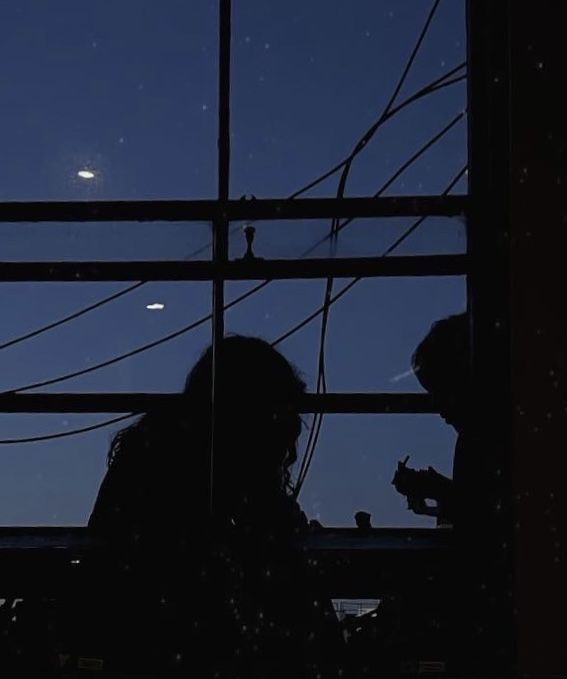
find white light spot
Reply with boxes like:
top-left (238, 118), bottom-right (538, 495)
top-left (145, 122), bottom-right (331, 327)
top-left (202, 104), bottom-right (208, 111)
top-left (118, 137), bottom-right (125, 144)
top-left (77, 170), bottom-right (95, 180)
top-left (146, 303), bottom-right (165, 311)
top-left (244, 36), bottom-right (251, 44)
top-left (264, 43), bottom-right (270, 49)
top-left (389, 368), bottom-right (415, 383)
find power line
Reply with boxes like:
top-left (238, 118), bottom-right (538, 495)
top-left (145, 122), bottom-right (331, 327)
top-left (0, 282), bottom-right (144, 351)
top-left (288, 62), bottom-right (465, 200)
top-left (272, 166), bottom-right (467, 349)
top-left (0, 237), bottom-right (215, 353)
top-left (4, 281), bottom-right (269, 394)
top-left (0, 62), bottom-right (465, 354)
top-left (383, 0), bottom-right (442, 114)
top-left (334, 0), bottom-right (443, 202)
top-left (291, 169), bottom-right (466, 494)
top-left (3, 67), bottom-right (466, 401)
top-left (1, 5), bottom-right (466, 448)
top-left (0, 161), bottom-right (462, 438)
top-left (301, 110), bottom-right (465, 257)
top-left (0, 413), bottom-right (136, 445)
top-left (294, 0), bottom-right (444, 495)
top-left (5, 117), bottom-right (464, 394)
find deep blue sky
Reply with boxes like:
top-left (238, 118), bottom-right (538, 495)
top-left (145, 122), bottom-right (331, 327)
top-left (0, 1), bottom-right (466, 526)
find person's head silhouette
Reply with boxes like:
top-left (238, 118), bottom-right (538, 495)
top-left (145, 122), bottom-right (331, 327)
top-left (96, 335), bottom-right (306, 534)
top-left (412, 313), bottom-right (470, 432)
top-left (183, 335), bottom-right (306, 500)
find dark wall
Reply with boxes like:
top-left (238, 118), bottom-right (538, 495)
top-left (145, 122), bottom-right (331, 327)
top-left (509, 2), bottom-right (567, 676)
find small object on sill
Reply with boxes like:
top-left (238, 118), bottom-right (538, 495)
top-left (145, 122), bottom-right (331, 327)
top-left (354, 511), bottom-right (372, 530)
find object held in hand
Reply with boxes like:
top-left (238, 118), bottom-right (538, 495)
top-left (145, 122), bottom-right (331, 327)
top-left (392, 456), bottom-right (450, 515)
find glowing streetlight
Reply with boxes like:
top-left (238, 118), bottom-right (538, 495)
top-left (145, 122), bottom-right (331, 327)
top-left (77, 169), bottom-right (95, 180)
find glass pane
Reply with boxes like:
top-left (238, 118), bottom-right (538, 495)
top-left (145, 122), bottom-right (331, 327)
top-left (0, 282), bottom-right (212, 393)
top-left (295, 414), bottom-right (457, 528)
top-left (232, 0), bottom-right (467, 198)
top-left (0, 413), bottom-right (133, 525)
top-left (229, 217), bottom-right (466, 260)
top-left (320, 276), bottom-right (467, 393)
top-left (225, 280), bottom-right (326, 392)
top-left (0, 414), bottom-right (456, 527)
top-left (0, 1), bottom-right (217, 200)
top-left (226, 277), bottom-right (466, 393)
top-left (0, 222), bottom-right (211, 261)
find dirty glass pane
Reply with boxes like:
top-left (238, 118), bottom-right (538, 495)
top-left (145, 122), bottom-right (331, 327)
top-left (232, 0), bottom-right (467, 198)
top-left (0, 1), bottom-right (217, 200)
top-left (0, 282), bottom-right (212, 393)
top-left (0, 222), bottom-right (211, 261)
top-left (0, 413), bottom-right (134, 525)
top-left (225, 280), bottom-right (325, 392)
top-left (225, 277), bottom-right (466, 393)
top-left (295, 414), bottom-right (457, 528)
top-left (321, 276), bottom-right (467, 392)
top-left (229, 217), bottom-right (466, 261)
top-left (0, 412), bottom-right (456, 528)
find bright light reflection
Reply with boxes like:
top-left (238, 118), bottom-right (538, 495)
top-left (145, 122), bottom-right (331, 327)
top-left (77, 170), bottom-right (95, 179)
top-left (146, 303), bottom-right (165, 311)
top-left (389, 368), bottom-right (415, 383)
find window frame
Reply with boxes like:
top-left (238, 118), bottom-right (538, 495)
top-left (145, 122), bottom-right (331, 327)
top-left (0, 0), bottom-right (494, 538)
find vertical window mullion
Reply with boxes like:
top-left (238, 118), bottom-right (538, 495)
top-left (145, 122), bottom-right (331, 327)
top-left (210, 0), bottom-right (232, 516)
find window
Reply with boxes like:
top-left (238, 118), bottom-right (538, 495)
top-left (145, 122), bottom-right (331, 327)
top-left (0, 0), bottom-right (468, 528)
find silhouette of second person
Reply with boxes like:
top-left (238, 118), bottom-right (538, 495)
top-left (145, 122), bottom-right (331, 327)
top-left (392, 313), bottom-right (471, 527)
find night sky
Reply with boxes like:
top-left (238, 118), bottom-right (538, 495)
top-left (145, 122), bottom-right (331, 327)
top-left (0, 1), bottom-right (466, 527)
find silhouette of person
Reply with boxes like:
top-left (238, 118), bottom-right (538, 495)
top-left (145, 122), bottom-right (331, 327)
top-left (84, 336), bottom-right (345, 678)
top-left (392, 313), bottom-right (471, 526)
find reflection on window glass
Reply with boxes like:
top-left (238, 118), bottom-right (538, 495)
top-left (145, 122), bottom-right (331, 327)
top-left (232, 0), bottom-right (466, 197)
top-left (323, 276), bottom-right (466, 392)
top-left (225, 277), bottom-right (465, 394)
top-left (0, 414), bottom-right (133, 526)
top-left (0, 283), bottom-right (212, 393)
top-left (295, 415), bottom-right (457, 528)
top-left (0, 222), bottom-right (212, 261)
top-left (0, 1), bottom-right (217, 200)
top-left (229, 217), bottom-right (466, 261)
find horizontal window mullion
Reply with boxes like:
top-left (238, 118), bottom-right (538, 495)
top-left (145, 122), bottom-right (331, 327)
top-left (0, 254), bottom-right (468, 282)
top-left (0, 526), bottom-right (451, 552)
top-left (0, 392), bottom-right (436, 414)
top-left (0, 196), bottom-right (468, 223)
